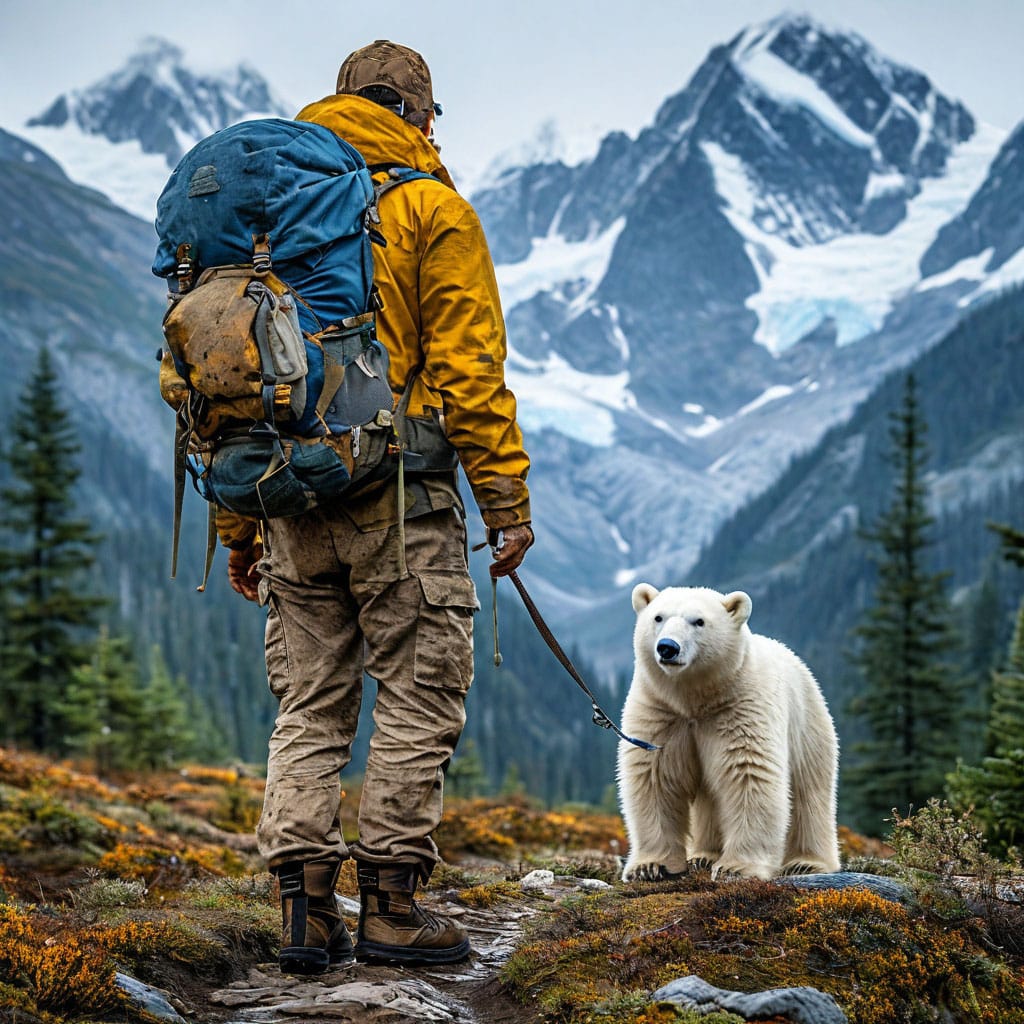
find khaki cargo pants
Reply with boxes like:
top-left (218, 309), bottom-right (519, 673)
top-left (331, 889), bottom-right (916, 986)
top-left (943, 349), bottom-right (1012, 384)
top-left (255, 505), bottom-right (477, 873)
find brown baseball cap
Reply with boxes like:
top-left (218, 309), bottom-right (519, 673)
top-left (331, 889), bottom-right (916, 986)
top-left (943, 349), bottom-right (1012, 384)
top-left (336, 40), bottom-right (441, 119)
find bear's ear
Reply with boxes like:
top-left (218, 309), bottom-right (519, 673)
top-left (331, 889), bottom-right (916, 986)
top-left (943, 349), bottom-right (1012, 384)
top-left (723, 591), bottom-right (752, 625)
top-left (632, 583), bottom-right (659, 614)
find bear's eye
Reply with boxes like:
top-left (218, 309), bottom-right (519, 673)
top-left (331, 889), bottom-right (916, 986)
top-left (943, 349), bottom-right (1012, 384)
top-left (693, 618), bottom-right (705, 627)
top-left (654, 615), bottom-right (663, 623)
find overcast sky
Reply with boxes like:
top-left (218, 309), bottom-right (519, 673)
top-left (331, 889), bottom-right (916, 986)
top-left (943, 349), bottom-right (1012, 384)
top-left (3, 0), bottom-right (1023, 177)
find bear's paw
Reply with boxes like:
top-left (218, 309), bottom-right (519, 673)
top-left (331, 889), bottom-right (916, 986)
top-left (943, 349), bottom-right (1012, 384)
top-left (711, 857), bottom-right (776, 880)
top-left (621, 860), bottom-right (687, 883)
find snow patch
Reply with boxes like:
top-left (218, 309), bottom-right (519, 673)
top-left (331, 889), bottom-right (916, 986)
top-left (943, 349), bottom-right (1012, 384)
top-left (609, 524), bottom-right (631, 555)
top-left (960, 246), bottom-right (1024, 305)
top-left (738, 384), bottom-right (795, 416)
top-left (704, 124), bottom-right (1006, 352)
top-left (737, 48), bottom-right (876, 151)
top-left (18, 123), bottom-right (171, 221)
top-left (495, 217), bottom-right (625, 311)
top-left (863, 171), bottom-right (906, 203)
top-left (685, 413), bottom-right (724, 438)
top-left (505, 353), bottom-right (630, 448)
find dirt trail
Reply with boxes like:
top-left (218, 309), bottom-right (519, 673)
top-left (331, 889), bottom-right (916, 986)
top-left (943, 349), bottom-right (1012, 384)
top-left (201, 876), bottom-right (585, 1024)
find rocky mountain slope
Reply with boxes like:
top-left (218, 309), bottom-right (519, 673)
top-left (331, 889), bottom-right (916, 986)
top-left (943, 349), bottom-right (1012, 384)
top-left (690, 283), bottom-right (1024, 707)
top-left (470, 14), bottom-right (1022, 667)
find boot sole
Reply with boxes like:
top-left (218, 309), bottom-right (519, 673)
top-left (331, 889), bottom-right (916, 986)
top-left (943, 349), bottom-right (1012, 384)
top-left (279, 946), bottom-right (330, 975)
top-left (355, 937), bottom-right (471, 966)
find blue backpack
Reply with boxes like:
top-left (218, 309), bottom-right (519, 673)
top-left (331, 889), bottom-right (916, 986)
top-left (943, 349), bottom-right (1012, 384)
top-left (152, 118), bottom-right (441, 581)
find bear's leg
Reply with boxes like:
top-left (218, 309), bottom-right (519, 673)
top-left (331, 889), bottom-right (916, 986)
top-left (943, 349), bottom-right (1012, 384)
top-left (618, 741), bottom-right (690, 882)
top-left (687, 792), bottom-right (721, 869)
top-left (704, 738), bottom-right (788, 880)
top-left (782, 738), bottom-right (840, 874)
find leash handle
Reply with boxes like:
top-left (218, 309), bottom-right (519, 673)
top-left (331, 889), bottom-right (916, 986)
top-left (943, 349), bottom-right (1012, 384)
top-left (506, 571), bottom-right (660, 752)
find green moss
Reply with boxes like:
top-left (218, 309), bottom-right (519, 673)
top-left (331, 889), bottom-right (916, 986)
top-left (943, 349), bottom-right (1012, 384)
top-left (457, 881), bottom-right (523, 908)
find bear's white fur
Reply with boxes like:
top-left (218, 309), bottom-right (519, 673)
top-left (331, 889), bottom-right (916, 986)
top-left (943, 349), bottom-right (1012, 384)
top-left (618, 584), bottom-right (840, 881)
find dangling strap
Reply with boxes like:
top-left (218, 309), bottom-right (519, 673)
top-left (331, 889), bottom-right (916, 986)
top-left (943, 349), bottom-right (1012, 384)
top-left (171, 410), bottom-right (191, 580)
top-left (196, 504), bottom-right (218, 593)
top-left (396, 445), bottom-right (408, 578)
top-left (250, 284), bottom-right (281, 430)
top-left (390, 367), bottom-right (424, 581)
top-left (490, 574), bottom-right (502, 667)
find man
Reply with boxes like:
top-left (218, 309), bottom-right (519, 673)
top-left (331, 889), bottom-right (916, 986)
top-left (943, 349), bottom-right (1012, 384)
top-left (223, 41), bottom-right (532, 973)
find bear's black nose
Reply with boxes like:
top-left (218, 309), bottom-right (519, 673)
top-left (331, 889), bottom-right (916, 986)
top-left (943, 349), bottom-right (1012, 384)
top-left (656, 638), bottom-right (681, 661)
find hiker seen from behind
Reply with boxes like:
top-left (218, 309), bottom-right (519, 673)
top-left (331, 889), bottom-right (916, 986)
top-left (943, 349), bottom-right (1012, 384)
top-left (153, 40), bottom-right (532, 973)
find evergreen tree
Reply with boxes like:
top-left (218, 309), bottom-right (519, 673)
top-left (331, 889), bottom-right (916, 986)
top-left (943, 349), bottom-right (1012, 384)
top-left (948, 522), bottom-right (1024, 855)
top-left (59, 628), bottom-right (146, 775)
top-left (960, 566), bottom-right (1003, 760)
top-left (990, 522), bottom-right (1024, 569)
top-left (141, 646), bottom-right (194, 770)
top-left (0, 349), bottom-right (105, 751)
top-left (846, 374), bottom-right (962, 834)
top-left (446, 738), bottom-right (488, 798)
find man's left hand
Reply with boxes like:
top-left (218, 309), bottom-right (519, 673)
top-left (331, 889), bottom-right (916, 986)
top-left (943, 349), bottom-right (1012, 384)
top-left (489, 524), bottom-right (534, 578)
top-left (228, 541), bottom-right (263, 602)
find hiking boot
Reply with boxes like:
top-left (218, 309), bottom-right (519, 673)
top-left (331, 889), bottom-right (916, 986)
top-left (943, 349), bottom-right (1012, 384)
top-left (274, 857), bottom-right (354, 975)
top-left (354, 860), bottom-right (470, 965)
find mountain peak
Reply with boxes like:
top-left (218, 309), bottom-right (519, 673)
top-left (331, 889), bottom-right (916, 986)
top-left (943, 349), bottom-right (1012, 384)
top-left (26, 38), bottom-right (290, 167)
top-left (127, 35), bottom-right (185, 66)
top-left (21, 37), bottom-right (292, 218)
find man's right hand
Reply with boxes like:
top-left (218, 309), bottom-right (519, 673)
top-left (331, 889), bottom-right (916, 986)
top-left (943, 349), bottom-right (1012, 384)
top-left (228, 541), bottom-right (263, 602)
top-left (489, 524), bottom-right (534, 578)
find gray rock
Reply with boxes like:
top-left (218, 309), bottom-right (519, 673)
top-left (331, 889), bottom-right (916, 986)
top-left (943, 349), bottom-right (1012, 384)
top-left (272, 978), bottom-right (464, 1021)
top-left (519, 869), bottom-right (556, 890)
top-left (116, 973), bottom-right (187, 1023)
top-left (652, 975), bottom-right (847, 1024)
top-left (777, 870), bottom-right (911, 903)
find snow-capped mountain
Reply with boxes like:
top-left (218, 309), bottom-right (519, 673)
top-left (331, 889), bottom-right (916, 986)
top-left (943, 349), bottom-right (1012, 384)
top-left (8, 17), bottom-right (1024, 675)
top-left (461, 13), bottom-right (1024, 666)
top-left (19, 37), bottom-right (291, 219)
top-left (454, 117), bottom-right (607, 198)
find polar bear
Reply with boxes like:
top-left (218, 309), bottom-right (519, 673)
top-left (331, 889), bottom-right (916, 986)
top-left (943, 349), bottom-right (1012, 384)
top-left (618, 584), bottom-right (839, 882)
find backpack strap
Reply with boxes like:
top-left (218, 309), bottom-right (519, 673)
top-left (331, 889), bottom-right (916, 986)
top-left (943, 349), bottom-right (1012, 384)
top-left (250, 283), bottom-right (284, 432)
top-left (171, 408), bottom-right (191, 580)
top-left (364, 166), bottom-right (444, 248)
top-left (196, 504), bottom-right (218, 593)
top-left (369, 165), bottom-right (441, 201)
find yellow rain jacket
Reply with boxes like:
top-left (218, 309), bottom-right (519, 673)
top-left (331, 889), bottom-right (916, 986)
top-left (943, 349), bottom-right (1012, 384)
top-left (216, 94), bottom-right (531, 550)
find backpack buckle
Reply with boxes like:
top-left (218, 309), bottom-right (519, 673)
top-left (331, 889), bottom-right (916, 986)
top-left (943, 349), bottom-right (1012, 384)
top-left (249, 421), bottom-right (279, 440)
top-left (252, 233), bottom-right (272, 275)
top-left (174, 242), bottom-right (195, 292)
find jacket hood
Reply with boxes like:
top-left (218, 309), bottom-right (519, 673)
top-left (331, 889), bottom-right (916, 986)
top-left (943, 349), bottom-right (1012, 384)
top-left (295, 94), bottom-right (457, 191)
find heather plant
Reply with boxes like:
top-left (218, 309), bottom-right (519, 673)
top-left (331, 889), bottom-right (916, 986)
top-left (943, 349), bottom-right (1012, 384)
top-left (888, 799), bottom-right (1024, 957)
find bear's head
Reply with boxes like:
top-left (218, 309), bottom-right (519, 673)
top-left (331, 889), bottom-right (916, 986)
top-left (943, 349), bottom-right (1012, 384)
top-left (632, 583), bottom-right (752, 680)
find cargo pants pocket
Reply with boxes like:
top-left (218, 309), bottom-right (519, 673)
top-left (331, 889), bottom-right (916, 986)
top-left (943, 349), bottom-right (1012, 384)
top-left (413, 571), bottom-right (478, 692)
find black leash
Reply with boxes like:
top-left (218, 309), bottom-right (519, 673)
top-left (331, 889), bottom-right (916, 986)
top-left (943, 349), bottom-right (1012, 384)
top-left (481, 552), bottom-right (660, 752)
